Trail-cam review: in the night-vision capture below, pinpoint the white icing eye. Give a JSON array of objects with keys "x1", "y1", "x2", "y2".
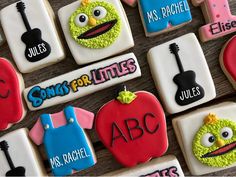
[
  {"x1": 75, "y1": 13, "x2": 88, "y2": 27},
  {"x1": 201, "y1": 133, "x2": 215, "y2": 147},
  {"x1": 93, "y1": 6, "x2": 107, "y2": 20},
  {"x1": 220, "y1": 127, "x2": 233, "y2": 140}
]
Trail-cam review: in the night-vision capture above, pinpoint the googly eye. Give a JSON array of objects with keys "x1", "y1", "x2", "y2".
[
  {"x1": 75, "y1": 13, "x2": 88, "y2": 27},
  {"x1": 201, "y1": 133, "x2": 215, "y2": 147},
  {"x1": 220, "y1": 127, "x2": 233, "y2": 140},
  {"x1": 93, "y1": 6, "x2": 107, "y2": 20}
]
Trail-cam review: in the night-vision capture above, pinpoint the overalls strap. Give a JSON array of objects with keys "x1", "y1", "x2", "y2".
[
  {"x1": 40, "y1": 113, "x2": 54, "y2": 130},
  {"x1": 63, "y1": 106, "x2": 78, "y2": 124}
]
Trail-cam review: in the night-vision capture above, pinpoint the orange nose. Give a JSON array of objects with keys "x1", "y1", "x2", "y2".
[
  {"x1": 216, "y1": 139, "x2": 225, "y2": 147},
  {"x1": 88, "y1": 17, "x2": 97, "y2": 26}
]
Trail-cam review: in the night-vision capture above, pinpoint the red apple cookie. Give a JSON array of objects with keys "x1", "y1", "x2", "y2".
[
  {"x1": 220, "y1": 35, "x2": 236, "y2": 89},
  {"x1": 0, "y1": 58, "x2": 26, "y2": 130},
  {"x1": 96, "y1": 90, "x2": 168, "y2": 167}
]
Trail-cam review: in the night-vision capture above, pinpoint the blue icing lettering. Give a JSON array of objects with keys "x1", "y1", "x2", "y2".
[
  {"x1": 27, "y1": 81, "x2": 70, "y2": 108},
  {"x1": 139, "y1": 0, "x2": 192, "y2": 33}
]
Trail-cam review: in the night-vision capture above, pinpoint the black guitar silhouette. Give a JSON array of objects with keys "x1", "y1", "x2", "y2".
[
  {"x1": 16, "y1": 1, "x2": 51, "y2": 62},
  {"x1": 0, "y1": 141, "x2": 26, "y2": 176},
  {"x1": 169, "y1": 43, "x2": 204, "y2": 106}
]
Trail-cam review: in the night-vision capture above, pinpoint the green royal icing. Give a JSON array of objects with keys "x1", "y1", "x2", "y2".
[
  {"x1": 192, "y1": 117, "x2": 236, "y2": 167},
  {"x1": 69, "y1": 1, "x2": 121, "y2": 49}
]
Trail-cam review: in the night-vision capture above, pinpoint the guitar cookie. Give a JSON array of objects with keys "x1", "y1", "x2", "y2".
[
  {"x1": 169, "y1": 43, "x2": 204, "y2": 106},
  {"x1": 0, "y1": 58, "x2": 26, "y2": 131},
  {"x1": 138, "y1": 0, "x2": 192, "y2": 37},
  {"x1": 0, "y1": 0, "x2": 65, "y2": 73},
  {"x1": 148, "y1": 33, "x2": 216, "y2": 114},
  {"x1": 29, "y1": 106, "x2": 96, "y2": 176},
  {"x1": 173, "y1": 102, "x2": 236, "y2": 175},
  {"x1": 0, "y1": 128, "x2": 47, "y2": 176},
  {"x1": 192, "y1": 0, "x2": 236, "y2": 42},
  {"x1": 58, "y1": 0, "x2": 134, "y2": 65},
  {"x1": 96, "y1": 88, "x2": 168, "y2": 167},
  {"x1": 220, "y1": 35, "x2": 236, "y2": 89},
  {"x1": 16, "y1": 1, "x2": 51, "y2": 62}
]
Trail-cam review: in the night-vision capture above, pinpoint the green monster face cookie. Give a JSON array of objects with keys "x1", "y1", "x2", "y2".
[
  {"x1": 69, "y1": 0, "x2": 121, "y2": 49},
  {"x1": 193, "y1": 113, "x2": 236, "y2": 167}
]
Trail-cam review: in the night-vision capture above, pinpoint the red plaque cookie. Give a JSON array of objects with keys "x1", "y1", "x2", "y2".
[
  {"x1": 220, "y1": 35, "x2": 236, "y2": 89},
  {"x1": 96, "y1": 89, "x2": 168, "y2": 167},
  {"x1": 0, "y1": 58, "x2": 26, "y2": 130}
]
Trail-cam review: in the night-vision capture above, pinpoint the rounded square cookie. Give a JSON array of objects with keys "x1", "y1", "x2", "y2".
[
  {"x1": 0, "y1": 128, "x2": 47, "y2": 176},
  {"x1": 58, "y1": 0, "x2": 134, "y2": 65},
  {"x1": 138, "y1": 0, "x2": 192, "y2": 37},
  {"x1": 0, "y1": 0, "x2": 65, "y2": 73},
  {"x1": 172, "y1": 102, "x2": 236, "y2": 175},
  {"x1": 147, "y1": 33, "x2": 216, "y2": 114}
]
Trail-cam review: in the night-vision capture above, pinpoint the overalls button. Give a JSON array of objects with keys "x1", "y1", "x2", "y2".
[
  {"x1": 69, "y1": 118, "x2": 74, "y2": 123},
  {"x1": 44, "y1": 124, "x2": 49, "y2": 130}
]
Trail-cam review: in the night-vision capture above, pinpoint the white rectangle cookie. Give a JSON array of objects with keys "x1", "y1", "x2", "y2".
[
  {"x1": 0, "y1": 128, "x2": 47, "y2": 176},
  {"x1": 172, "y1": 102, "x2": 236, "y2": 175},
  {"x1": 24, "y1": 53, "x2": 141, "y2": 110},
  {"x1": 0, "y1": 0, "x2": 65, "y2": 73},
  {"x1": 147, "y1": 33, "x2": 216, "y2": 114},
  {"x1": 58, "y1": 0, "x2": 134, "y2": 65},
  {"x1": 103, "y1": 155, "x2": 184, "y2": 176}
]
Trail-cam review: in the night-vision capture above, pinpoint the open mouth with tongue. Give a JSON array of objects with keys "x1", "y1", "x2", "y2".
[
  {"x1": 77, "y1": 19, "x2": 117, "y2": 39},
  {"x1": 202, "y1": 141, "x2": 236, "y2": 158}
]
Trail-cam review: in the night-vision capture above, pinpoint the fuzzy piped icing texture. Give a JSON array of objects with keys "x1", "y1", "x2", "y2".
[
  {"x1": 69, "y1": 1, "x2": 121, "y2": 49},
  {"x1": 192, "y1": 115, "x2": 236, "y2": 167}
]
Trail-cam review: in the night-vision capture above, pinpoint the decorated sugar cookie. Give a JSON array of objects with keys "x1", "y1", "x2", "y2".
[
  {"x1": 69, "y1": 0, "x2": 121, "y2": 48},
  {"x1": 193, "y1": 113, "x2": 236, "y2": 167},
  {"x1": 0, "y1": 128, "x2": 47, "y2": 176},
  {"x1": 0, "y1": 58, "x2": 26, "y2": 131},
  {"x1": 58, "y1": 0, "x2": 134, "y2": 65},
  {"x1": 103, "y1": 155, "x2": 184, "y2": 177},
  {"x1": 220, "y1": 35, "x2": 236, "y2": 89},
  {"x1": 138, "y1": 0, "x2": 192, "y2": 37},
  {"x1": 122, "y1": 0, "x2": 137, "y2": 7},
  {"x1": 96, "y1": 87, "x2": 168, "y2": 167},
  {"x1": 0, "y1": 0, "x2": 65, "y2": 73},
  {"x1": 172, "y1": 102, "x2": 236, "y2": 175},
  {"x1": 192, "y1": 0, "x2": 236, "y2": 42},
  {"x1": 29, "y1": 106, "x2": 96, "y2": 176},
  {"x1": 0, "y1": 27, "x2": 5, "y2": 46},
  {"x1": 148, "y1": 33, "x2": 216, "y2": 114},
  {"x1": 24, "y1": 53, "x2": 141, "y2": 111}
]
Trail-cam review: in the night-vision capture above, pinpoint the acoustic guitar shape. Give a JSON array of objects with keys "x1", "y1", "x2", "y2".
[
  {"x1": 169, "y1": 43, "x2": 205, "y2": 106},
  {"x1": 16, "y1": 1, "x2": 51, "y2": 62},
  {"x1": 0, "y1": 141, "x2": 26, "y2": 176}
]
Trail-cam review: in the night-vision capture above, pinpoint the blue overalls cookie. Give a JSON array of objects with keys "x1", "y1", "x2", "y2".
[{"x1": 29, "y1": 106, "x2": 96, "y2": 176}]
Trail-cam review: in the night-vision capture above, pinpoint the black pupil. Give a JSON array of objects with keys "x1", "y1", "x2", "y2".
[
  {"x1": 222, "y1": 131, "x2": 229, "y2": 138},
  {"x1": 79, "y1": 15, "x2": 86, "y2": 22},
  {"x1": 94, "y1": 10, "x2": 101, "y2": 16},
  {"x1": 208, "y1": 136, "x2": 215, "y2": 143}
]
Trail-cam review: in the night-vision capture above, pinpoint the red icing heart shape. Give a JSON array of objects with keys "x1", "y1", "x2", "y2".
[
  {"x1": 0, "y1": 58, "x2": 24, "y2": 130},
  {"x1": 222, "y1": 36, "x2": 236, "y2": 83},
  {"x1": 95, "y1": 91, "x2": 168, "y2": 167}
]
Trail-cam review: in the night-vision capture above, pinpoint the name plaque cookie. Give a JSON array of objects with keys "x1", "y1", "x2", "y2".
[{"x1": 24, "y1": 53, "x2": 141, "y2": 110}]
